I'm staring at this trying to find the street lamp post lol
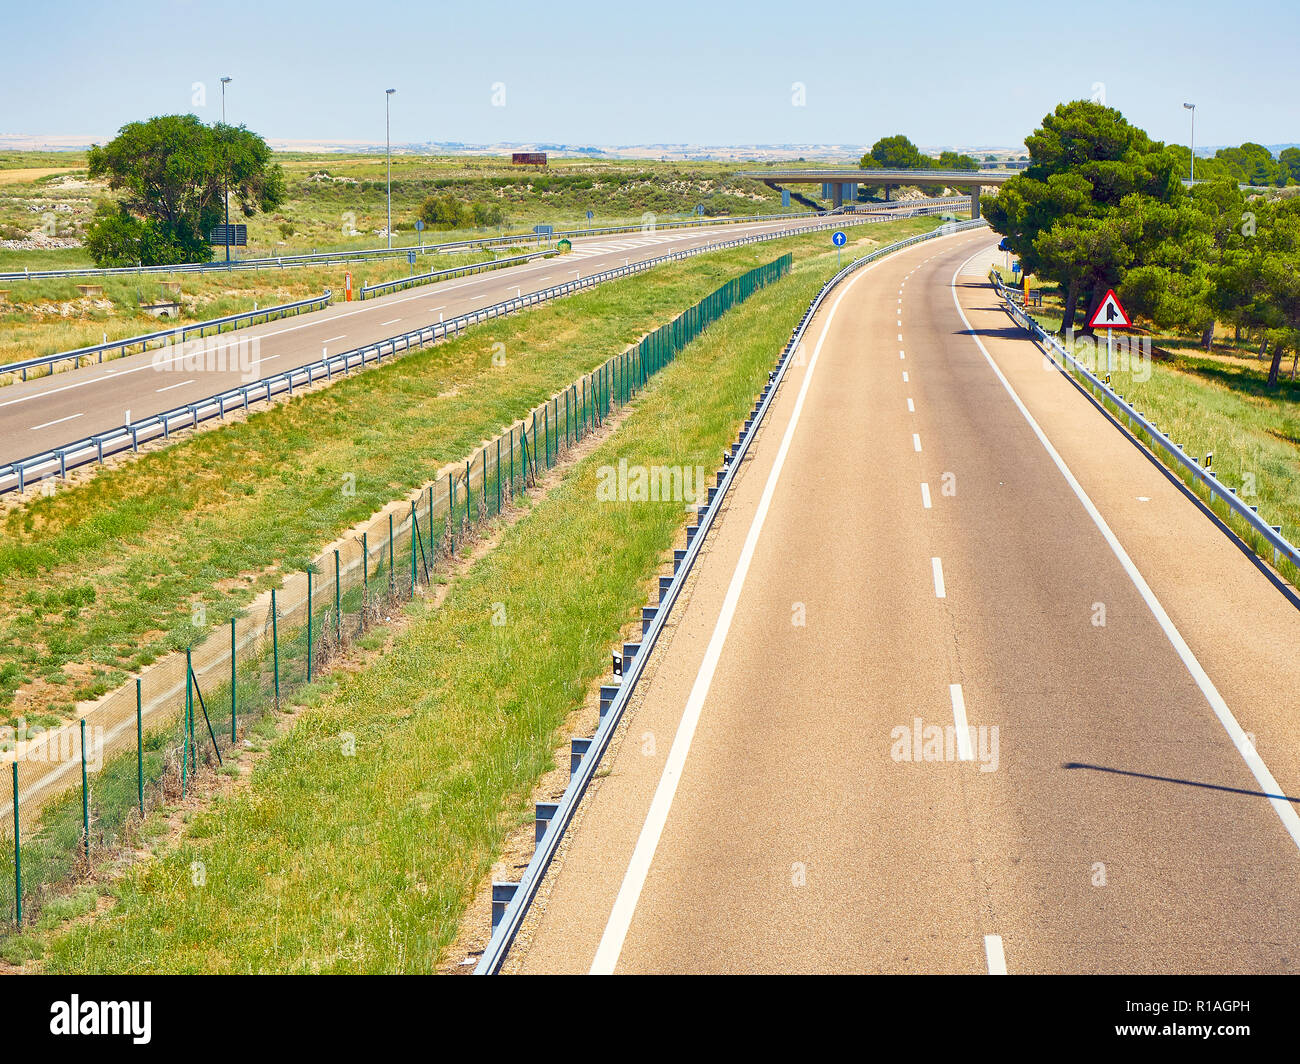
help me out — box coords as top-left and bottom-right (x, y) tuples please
(1183, 102), (1196, 188)
(221, 76), (233, 265)
(386, 89), (396, 249)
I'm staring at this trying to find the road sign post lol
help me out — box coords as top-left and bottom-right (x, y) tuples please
(1088, 289), (1132, 374)
(832, 229), (846, 267)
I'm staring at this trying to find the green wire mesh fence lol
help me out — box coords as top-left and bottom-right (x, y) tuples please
(0, 252), (791, 930)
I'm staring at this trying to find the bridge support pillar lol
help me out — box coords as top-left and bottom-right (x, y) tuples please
(832, 184), (843, 209)
(970, 187), (981, 220)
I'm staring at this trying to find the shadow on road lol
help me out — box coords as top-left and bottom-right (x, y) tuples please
(1063, 761), (1300, 805)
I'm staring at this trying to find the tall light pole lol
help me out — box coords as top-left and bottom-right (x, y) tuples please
(221, 76), (233, 264)
(1183, 102), (1196, 189)
(386, 88), (396, 249)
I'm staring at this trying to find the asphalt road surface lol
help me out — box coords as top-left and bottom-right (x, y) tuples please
(510, 229), (1300, 975)
(0, 212), (911, 466)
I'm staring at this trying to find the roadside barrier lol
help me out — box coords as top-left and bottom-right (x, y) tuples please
(990, 271), (1299, 578)
(0, 255), (792, 935)
(475, 218), (989, 973)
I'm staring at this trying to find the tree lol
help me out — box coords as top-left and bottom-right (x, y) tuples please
(86, 114), (284, 266)
(1280, 147), (1300, 185)
(859, 135), (926, 200)
(982, 100), (1182, 329)
(418, 194), (472, 230)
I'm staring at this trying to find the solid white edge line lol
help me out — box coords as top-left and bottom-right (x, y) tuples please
(949, 683), (973, 760)
(951, 247), (1300, 854)
(984, 934), (1007, 974)
(589, 237), (968, 974)
(931, 557), (946, 599)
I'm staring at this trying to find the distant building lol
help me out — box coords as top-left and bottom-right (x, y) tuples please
(511, 152), (548, 166)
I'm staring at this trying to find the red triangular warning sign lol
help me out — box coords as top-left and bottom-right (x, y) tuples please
(1089, 289), (1131, 329)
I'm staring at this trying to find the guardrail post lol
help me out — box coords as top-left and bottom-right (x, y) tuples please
(491, 882), (519, 930)
(570, 737), (591, 778)
(535, 802), (559, 845)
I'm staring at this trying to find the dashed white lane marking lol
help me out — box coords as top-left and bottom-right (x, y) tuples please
(323, 334), (347, 343)
(30, 412), (83, 431)
(912, 432), (922, 452)
(932, 557), (946, 598)
(949, 684), (974, 760)
(155, 378), (196, 393)
(951, 244), (1300, 856)
(902, 371), (909, 382)
(921, 482), (932, 509)
(899, 350), (905, 360)
(897, 319), (902, 327)
(984, 935), (1007, 975)
(379, 318), (402, 326)
(897, 333), (903, 342)
(588, 238), (909, 975)
(907, 397), (915, 413)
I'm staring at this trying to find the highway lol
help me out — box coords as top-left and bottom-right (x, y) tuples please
(507, 230), (1300, 975)
(0, 210), (922, 467)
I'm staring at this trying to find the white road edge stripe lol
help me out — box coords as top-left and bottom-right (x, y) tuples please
(588, 239), (952, 974)
(984, 934), (1007, 974)
(951, 246), (1300, 855)
(949, 684), (973, 760)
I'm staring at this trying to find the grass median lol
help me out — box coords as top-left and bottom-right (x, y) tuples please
(37, 241), (840, 973)
(0, 217), (938, 726)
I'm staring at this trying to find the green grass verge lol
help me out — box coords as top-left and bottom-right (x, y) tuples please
(37, 245), (839, 973)
(0, 217), (937, 723)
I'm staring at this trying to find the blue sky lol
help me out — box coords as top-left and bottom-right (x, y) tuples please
(2, 0), (1295, 150)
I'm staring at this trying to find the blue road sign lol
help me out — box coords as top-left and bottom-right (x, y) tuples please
(408, 251), (417, 265)
(1012, 261), (1021, 274)
(695, 204), (705, 216)
(832, 230), (847, 247)
(586, 210), (594, 220)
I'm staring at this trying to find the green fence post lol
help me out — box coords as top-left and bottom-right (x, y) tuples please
(80, 718), (89, 862)
(448, 476), (455, 556)
(334, 549), (342, 643)
(12, 762), (21, 925)
(482, 447), (488, 515)
(410, 501), (417, 596)
(428, 485), (434, 552)
(230, 616), (237, 744)
(136, 677), (144, 817)
(496, 438), (502, 514)
(509, 427), (516, 498)
(182, 657), (189, 797)
(465, 461), (471, 529)
(307, 569), (314, 681)
(272, 588), (280, 706)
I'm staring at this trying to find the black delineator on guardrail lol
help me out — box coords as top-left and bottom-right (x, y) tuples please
(0, 291), (332, 384)
(0, 214), (880, 496)
(989, 271), (1300, 577)
(474, 218), (990, 974)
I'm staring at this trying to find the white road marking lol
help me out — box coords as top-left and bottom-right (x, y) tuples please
(323, 334), (347, 343)
(951, 245), (1300, 856)
(897, 333), (903, 342)
(29, 412), (83, 431)
(907, 397), (915, 412)
(589, 241), (910, 975)
(902, 371), (909, 382)
(899, 350), (905, 360)
(921, 482), (932, 509)
(379, 318), (402, 326)
(949, 684), (973, 760)
(897, 319), (902, 327)
(155, 378), (196, 393)
(932, 557), (946, 598)
(912, 432), (922, 451)
(984, 934), (1007, 975)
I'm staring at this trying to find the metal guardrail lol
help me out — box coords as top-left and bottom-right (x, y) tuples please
(473, 218), (989, 974)
(359, 249), (548, 300)
(0, 197), (969, 283)
(0, 291), (333, 384)
(0, 213), (887, 496)
(989, 272), (1300, 574)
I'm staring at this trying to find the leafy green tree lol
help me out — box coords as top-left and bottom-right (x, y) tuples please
(983, 100), (1182, 329)
(1280, 147), (1300, 185)
(86, 114), (284, 266)
(859, 135), (926, 200)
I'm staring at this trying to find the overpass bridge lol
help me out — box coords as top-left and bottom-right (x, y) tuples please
(736, 168), (1017, 217)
